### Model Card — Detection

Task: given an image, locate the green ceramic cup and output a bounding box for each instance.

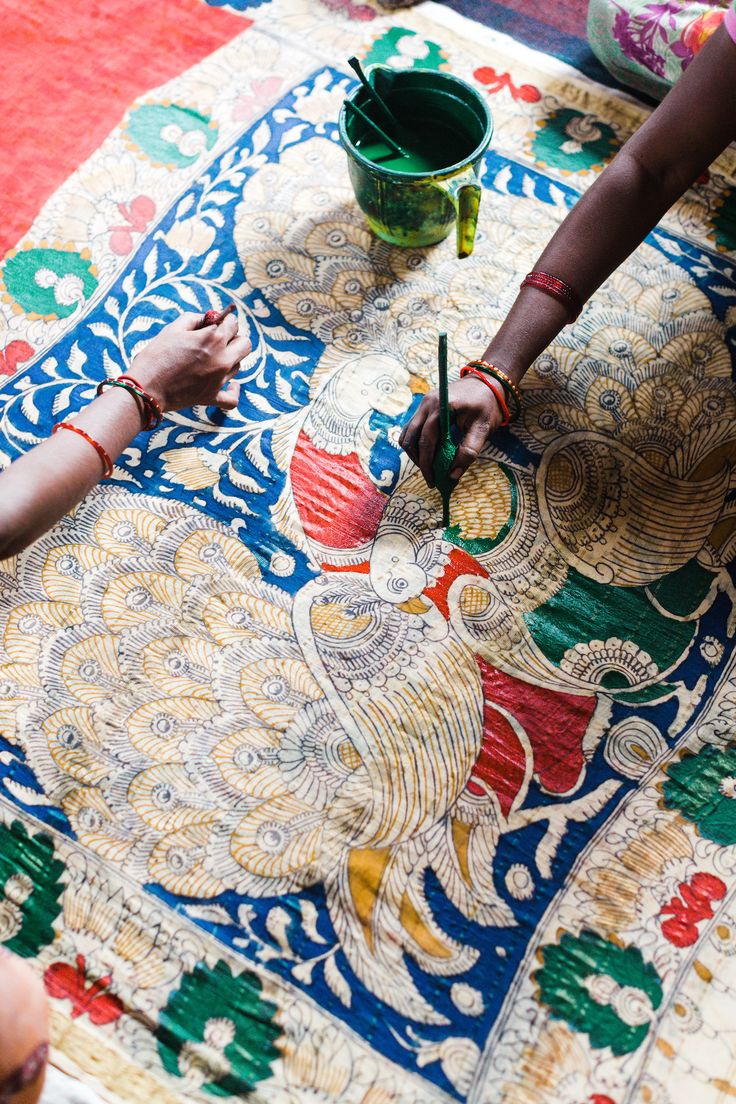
[338,67,493,258]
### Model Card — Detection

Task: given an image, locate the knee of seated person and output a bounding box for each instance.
[0,951,49,1104]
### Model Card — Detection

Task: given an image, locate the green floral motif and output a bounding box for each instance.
[663,744,736,845]
[0,819,64,956]
[531,109,620,174]
[126,104,217,168]
[364,28,447,71]
[157,960,281,1096]
[535,929,662,1055]
[1,247,97,319]
[711,188,736,253]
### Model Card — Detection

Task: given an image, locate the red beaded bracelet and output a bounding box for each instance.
[97,375,163,429]
[460,366,511,426]
[53,422,113,478]
[520,271,582,321]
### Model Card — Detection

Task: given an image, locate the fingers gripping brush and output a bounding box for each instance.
[432,332,457,528]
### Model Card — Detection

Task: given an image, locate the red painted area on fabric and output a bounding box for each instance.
[110,195,157,256]
[0,341,34,376]
[473,657,597,802]
[44,954,124,1024]
[0,0,249,256]
[291,431,387,550]
[474,66,541,102]
[469,702,527,816]
[321,560,370,574]
[660,871,726,947]
[423,547,487,620]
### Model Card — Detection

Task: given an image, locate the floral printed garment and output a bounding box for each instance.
[587,0,735,98]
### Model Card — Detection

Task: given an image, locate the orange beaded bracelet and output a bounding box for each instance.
[463,360,521,420]
[53,422,113,478]
[460,366,511,426]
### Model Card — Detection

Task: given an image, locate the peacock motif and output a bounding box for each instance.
[0,489,515,1024]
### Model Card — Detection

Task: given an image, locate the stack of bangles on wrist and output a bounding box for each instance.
[459,361,522,426]
[520,270,582,321]
[51,377,163,480]
[96,375,163,430]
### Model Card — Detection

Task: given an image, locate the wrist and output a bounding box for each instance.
[99,382,148,431]
[475,348,528,386]
[128,355,168,411]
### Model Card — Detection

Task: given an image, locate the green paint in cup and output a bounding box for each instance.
[339,66,493,258]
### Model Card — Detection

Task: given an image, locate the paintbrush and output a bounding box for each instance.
[195,302,236,330]
[347,56,405,140]
[344,99,407,159]
[431,332,457,528]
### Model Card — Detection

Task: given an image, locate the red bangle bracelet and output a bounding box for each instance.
[465,360,522,419]
[460,366,511,426]
[97,375,163,429]
[521,271,582,321]
[53,422,113,478]
[119,376,163,428]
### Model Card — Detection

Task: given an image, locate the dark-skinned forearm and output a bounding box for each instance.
[481,149,686,380]
[482,24,736,384]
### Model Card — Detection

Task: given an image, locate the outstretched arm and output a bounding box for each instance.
[401,23,736,485]
[0,311,250,558]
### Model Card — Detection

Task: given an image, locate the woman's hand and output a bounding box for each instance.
[399,375,505,486]
[131,312,251,413]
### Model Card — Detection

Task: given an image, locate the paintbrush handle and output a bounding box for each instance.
[347,56,403,137]
[345,100,405,158]
[438,332,449,439]
[432,332,456,528]
[195,303,236,330]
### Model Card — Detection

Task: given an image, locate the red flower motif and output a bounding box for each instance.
[110,194,156,255]
[44,953,124,1024]
[474,66,541,103]
[0,340,34,377]
[660,871,726,947]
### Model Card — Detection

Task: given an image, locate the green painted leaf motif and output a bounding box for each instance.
[531,109,621,173]
[157,959,281,1096]
[524,567,696,689]
[534,929,663,1055]
[663,744,736,845]
[0,819,65,956]
[363,28,447,72]
[125,104,217,168]
[1,248,97,319]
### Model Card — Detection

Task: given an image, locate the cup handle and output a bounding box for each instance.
[432,168,482,258]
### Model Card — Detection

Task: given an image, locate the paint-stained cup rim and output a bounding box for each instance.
[338,67,493,182]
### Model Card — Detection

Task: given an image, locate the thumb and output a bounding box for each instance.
[449,419,489,484]
[215,379,241,411]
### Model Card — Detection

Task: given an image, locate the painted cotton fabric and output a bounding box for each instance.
[1,2,736,1102]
